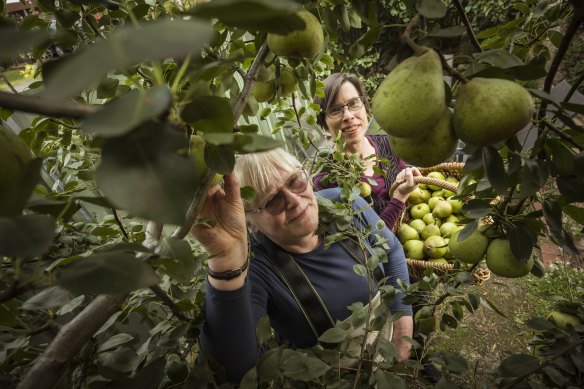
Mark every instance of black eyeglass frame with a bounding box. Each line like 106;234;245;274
324;95;366;119
245;170;309;215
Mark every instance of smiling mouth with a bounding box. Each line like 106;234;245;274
288;204;309;223
341;124;359;133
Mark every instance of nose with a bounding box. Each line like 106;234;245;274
281;188;302;209
341;105;355;120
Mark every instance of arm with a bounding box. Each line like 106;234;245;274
190;174;257;382
392;315;414;362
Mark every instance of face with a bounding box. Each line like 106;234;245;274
248;169;319;247
324;81;369;148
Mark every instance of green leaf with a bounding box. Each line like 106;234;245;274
204;143;235;174
442;351;469;373
21;286;71;311
498;354;539;378
530;257;545;277
43;18;212;100
519;160;549;199
441;313;458;329
557;176;584;202
524;317;555;331
416;0;447;19
281;355;330;381
427;25;466;37
462;200;491;219
98;333;134;353
26;199;81;220
543;199;564;242
154;237;195;284
74;196;115;208
561;102;584;115
508;224;535;262
482;146;507;195
57;252;159;295
319;327;347;343
480;296;508;318
0;215;56;257
181;96;233;133
232;133;284;153
562;204;584;225
348;25;383;59
474;49;523;68
98;346;139;373
0;27;50;60
256;316;273;345
191;0;303;34
527;88;561;108
507;65;547;80
81;86;172;137
374;370;406;389
95;122;198;225
0;157;43;218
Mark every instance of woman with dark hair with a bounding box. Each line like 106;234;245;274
313;72;421;230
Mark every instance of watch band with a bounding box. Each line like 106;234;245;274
207;257;250;280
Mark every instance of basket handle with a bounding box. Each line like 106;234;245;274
418;162;465;175
389;176;458;198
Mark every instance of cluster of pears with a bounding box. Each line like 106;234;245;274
397;172;465;264
251;67;299;103
371;47;534;167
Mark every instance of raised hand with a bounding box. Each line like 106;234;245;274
393;167;422;203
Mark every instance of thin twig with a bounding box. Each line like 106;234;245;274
451;0;482;52
541;119;584;151
111;208;129;241
291;92;319;151
400;14;422;54
150;285;193;322
437;50;469;84
1;72;19;94
0;91;99;119
564;72;584;104
536;2;584;123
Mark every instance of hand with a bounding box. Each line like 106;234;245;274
393;167;421;203
190;173;248;285
392;315;414;362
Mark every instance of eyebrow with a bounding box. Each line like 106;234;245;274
259;171;300;206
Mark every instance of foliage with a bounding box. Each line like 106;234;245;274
564;32;584;94
0;0;583;388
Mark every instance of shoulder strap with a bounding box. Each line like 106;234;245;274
255;234;334;338
328;222;384;284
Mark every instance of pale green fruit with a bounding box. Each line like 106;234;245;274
410;203;431;219
403;239;425;260
372;48;445;138
421;224;441;240
486;238;534;278
440;222;458;238
446;177;459;184
547;311;581;329
359;182;372;197
408;187;431;205
447;198;463;213
444;214;461;223
429;258;449;265
398;224;419;243
278;67;299;97
0;126;32;216
426;171;446;190
409;219;427;234
423;213;440;226
442;189;456;198
267;10;324;59
190;135;223;185
424;235;447;259
252;80;276;102
428;196;445;210
432;190;444;198
453;78;534;147
443;238;454;260
432;200;453;218
449;229;489;264
387;107;458;167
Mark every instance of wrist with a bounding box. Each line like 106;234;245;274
207;257;250;280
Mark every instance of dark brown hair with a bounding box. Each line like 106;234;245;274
314;73;370;131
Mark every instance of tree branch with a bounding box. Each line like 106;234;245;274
437;50;469;84
0;91;99;119
231;41;270;126
542;119;584;151
150;285;192;322
143;221;164;250
17;294;128;389
564;71;584;104
536;1;584;123
451;0;483;52
1;72;19;94
111;208;129;241
400;14;423;54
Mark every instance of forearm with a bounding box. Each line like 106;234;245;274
380;198;406;230
391;315;413;362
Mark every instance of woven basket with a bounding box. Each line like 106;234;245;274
389;162;491;285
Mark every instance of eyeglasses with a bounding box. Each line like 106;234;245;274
245;170;309;215
325;96;365;119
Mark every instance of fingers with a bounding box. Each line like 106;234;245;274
222;172;241;202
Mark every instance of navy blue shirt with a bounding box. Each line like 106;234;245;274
200;188;411;382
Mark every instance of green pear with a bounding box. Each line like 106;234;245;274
398;224;419;243
439;222;458;238
453;78;534;147
409;219;427;234
403;239;425;260
408;188;431;205
429;258;449;265
423;213;441;226
428;196;445;210
410;203;431;219
426;171;446;190
278;67;299;97
424;235;447;258
447;198;463;213
421;224;441;240
267;10;324;59
251;80;276;102
449;229;488;264
387;108;459;167
372;48;445;138
486;238;534;278
432;200;453;218
444;214;461;223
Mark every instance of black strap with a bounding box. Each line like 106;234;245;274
256;222;385;339
256;234;334;338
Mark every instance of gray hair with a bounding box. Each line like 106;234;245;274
234;148;303;206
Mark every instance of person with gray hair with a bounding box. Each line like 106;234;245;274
191;147;413;383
